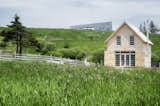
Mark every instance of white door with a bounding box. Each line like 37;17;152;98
121;53;130;67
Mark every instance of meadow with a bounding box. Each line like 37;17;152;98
0;60;160;105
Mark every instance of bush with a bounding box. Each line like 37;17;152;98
35;43;43;52
52;51;62;57
0;42;7;48
40;43;56;55
58;48;86;60
91;49;104;64
152;51;160;62
63;42;70;48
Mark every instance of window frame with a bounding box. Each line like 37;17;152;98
115;51;135;67
116;36;121;45
130;36;134;45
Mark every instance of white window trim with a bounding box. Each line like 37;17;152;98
130;36;134;45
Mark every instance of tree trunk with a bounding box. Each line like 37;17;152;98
19;34;22;55
16;33;19;54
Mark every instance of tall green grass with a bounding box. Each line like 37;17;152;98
0;61;160;105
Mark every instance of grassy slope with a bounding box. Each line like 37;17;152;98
0;61;160;105
27;28;112;54
0;27;112;54
0;27;160;54
150;34;160;53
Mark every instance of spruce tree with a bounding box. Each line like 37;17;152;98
1;14;40;55
149;20;158;33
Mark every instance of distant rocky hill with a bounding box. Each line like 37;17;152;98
70;22;112;31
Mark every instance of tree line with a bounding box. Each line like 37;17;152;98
139;20;159;34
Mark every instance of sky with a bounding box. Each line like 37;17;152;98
0;0;160;29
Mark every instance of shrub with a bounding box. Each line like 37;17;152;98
152;51;160;62
40;43;56;55
91;49;104;64
0;42;7;48
52;51;62;57
63;42;70;48
58;48;86;60
35;43;43;52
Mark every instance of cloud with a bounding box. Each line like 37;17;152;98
0;0;160;28
68;1;96;8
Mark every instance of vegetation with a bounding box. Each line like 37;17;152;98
139;20;159;33
0;27;111;56
54;48;86;60
0;61;159;105
90;49;104;64
0;25;160;62
0;14;39;55
149;20;159;33
150;34;160;62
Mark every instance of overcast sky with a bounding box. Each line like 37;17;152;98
0;0;160;29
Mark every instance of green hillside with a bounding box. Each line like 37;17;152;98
0;60;159;105
0;27;112;56
0;27;160;60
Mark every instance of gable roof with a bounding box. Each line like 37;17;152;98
105;22;153;45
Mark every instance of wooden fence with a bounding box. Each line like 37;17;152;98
0;54;90;66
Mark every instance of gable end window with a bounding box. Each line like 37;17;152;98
116;36;121;45
130;36;134;45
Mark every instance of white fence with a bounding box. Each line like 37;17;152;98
0;54;90;66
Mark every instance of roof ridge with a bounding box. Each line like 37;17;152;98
105;22;153;45
125;22;153;45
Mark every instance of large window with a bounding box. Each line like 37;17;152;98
130;36;134;45
116;36;121;45
115;51;135;67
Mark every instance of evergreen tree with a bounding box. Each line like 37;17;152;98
149;20;159;33
0;14;40;55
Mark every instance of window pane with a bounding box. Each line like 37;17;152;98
131;54;135;66
130;36;134;45
121;55;125;66
117;36;121;45
115;54;120;66
126;55;129;66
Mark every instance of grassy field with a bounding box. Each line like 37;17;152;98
0;60;160;105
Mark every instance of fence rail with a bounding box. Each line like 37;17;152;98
0;54;90;66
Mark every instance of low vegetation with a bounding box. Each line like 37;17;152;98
0;61;160;105
54;48;86;60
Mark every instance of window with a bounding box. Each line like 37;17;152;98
130;36;134;45
131;54;135;66
117;36;121;45
115;51;135;67
126;55;130;66
115;54;120;66
121;55;125;66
